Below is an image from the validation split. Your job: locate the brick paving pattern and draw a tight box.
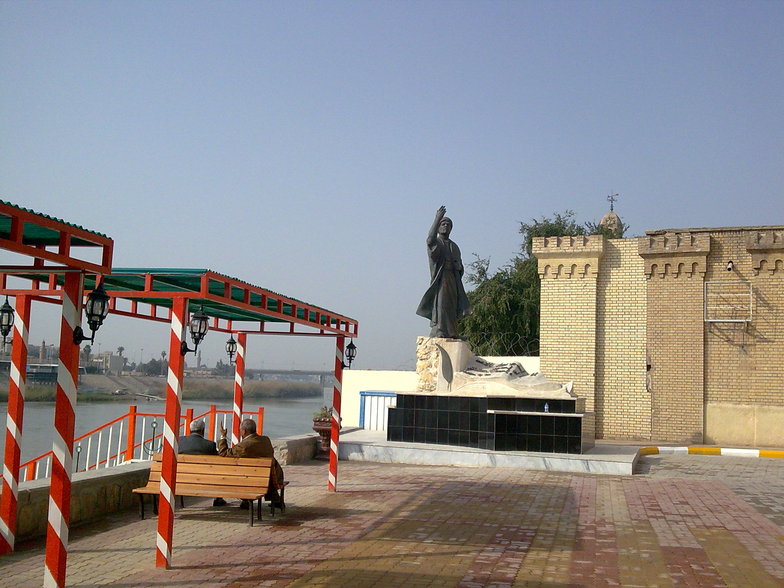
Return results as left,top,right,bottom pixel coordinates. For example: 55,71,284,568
0,455,782,587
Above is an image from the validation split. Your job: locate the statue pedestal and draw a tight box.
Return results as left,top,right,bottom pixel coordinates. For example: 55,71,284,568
391,337,594,454
415,337,473,394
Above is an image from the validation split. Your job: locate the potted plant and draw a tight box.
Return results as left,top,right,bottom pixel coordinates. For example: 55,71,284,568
312,406,332,458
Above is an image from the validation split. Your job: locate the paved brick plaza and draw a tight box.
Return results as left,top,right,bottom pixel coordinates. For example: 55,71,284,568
1,455,782,587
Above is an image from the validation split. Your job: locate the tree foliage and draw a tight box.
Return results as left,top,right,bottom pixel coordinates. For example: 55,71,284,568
459,210,625,356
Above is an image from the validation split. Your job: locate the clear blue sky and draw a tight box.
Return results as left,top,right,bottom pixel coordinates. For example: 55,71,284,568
2,1,782,371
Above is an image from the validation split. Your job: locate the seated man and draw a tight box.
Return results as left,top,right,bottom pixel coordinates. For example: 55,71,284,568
178,419,225,506
218,418,285,509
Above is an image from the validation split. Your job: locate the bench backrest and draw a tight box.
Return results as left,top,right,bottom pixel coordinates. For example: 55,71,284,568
147,453,273,494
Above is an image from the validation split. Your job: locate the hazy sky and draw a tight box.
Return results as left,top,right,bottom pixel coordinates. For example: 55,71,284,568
2,1,782,371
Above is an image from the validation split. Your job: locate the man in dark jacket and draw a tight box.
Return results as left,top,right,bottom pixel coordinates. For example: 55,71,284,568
179,419,218,455
178,419,225,506
218,418,285,508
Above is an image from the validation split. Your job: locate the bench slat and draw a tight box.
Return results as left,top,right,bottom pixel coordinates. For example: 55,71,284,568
175,464,272,476
155,453,274,467
174,473,269,486
134,483,265,499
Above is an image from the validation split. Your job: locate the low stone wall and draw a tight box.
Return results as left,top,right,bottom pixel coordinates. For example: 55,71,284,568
272,434,320,464
11,434,321,541
15,461,150,542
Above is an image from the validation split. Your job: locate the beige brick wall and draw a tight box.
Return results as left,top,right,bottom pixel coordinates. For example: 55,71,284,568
534,235,603,414
539,278,598,413
535,226,782,447
646,274,705,442
704,230,784,407
595,239,649,439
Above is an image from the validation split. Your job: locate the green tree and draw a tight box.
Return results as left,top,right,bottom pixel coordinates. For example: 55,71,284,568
212,359,233,377
459,210,625,356
140,358,163,376
81,344,92,363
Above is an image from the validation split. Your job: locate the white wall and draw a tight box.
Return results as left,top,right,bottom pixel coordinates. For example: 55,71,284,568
341,370,417,427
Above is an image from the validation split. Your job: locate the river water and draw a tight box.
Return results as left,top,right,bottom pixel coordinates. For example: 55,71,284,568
0,389,331,464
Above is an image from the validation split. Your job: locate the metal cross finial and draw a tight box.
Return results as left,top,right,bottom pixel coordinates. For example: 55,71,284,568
607,192,618,211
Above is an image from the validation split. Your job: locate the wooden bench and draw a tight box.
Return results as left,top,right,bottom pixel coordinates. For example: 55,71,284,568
133,453,288,526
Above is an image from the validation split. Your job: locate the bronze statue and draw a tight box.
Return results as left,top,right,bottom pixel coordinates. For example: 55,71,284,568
416,206,471,338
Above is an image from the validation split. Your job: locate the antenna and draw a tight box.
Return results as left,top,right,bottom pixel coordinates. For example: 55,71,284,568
607,192,619,211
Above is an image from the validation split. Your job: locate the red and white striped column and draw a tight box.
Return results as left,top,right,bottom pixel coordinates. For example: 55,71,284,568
44,272,83,588
231,333,247,445
0,295,31,554
328,336,345,491
156,297,188,569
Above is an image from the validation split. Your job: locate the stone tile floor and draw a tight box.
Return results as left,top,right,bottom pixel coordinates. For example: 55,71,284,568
0,455,782,587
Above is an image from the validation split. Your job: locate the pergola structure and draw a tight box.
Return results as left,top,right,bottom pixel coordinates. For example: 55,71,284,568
0,201,114,587
0,202,359,583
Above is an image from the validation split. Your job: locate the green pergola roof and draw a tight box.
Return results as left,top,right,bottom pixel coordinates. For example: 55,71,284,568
0,200,111,245
55,267,355,337
0,201,355,337
0,200,114,274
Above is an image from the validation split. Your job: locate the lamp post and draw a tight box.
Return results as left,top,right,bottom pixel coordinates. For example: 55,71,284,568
0,297,14,350
225,335,237,364
343,339,357,369
180,306,209,355
73,281,111,345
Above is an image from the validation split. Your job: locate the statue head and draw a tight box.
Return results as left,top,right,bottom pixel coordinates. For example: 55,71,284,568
438,217,453,237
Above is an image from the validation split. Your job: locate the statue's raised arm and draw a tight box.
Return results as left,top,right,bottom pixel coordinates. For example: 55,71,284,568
427,206,447,242
415,206,471,338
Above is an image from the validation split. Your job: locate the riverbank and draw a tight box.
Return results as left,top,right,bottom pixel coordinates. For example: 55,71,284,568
0,374,321,402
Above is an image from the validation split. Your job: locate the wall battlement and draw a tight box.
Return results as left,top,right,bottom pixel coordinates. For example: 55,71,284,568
638,232,710,255
533,235,604,279
747,230,784,274
532,234,604,255
638,232,710,278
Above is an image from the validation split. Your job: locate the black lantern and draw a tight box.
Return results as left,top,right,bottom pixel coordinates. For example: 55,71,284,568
344,339,357,369
74,280,112,345
181,306,209,355
225,335,237,364
0,297,14,347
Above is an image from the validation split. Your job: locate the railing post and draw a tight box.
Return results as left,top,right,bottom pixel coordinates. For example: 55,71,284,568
207,404,217,441
26,463,36,482
125,405,137,462
43,271,83,587
257,407,265,436
328,336,345,492
184,408,194,436
231,333,246,445
0,294,31,554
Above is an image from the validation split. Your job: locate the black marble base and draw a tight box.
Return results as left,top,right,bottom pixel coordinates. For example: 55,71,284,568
387,393,586,454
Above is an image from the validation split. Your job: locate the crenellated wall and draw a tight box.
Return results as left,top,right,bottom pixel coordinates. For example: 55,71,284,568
595,239,648,440
534,224,783,447
701,228,784,446
533,235,603,414
746,228,784,275
638,232,708,442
